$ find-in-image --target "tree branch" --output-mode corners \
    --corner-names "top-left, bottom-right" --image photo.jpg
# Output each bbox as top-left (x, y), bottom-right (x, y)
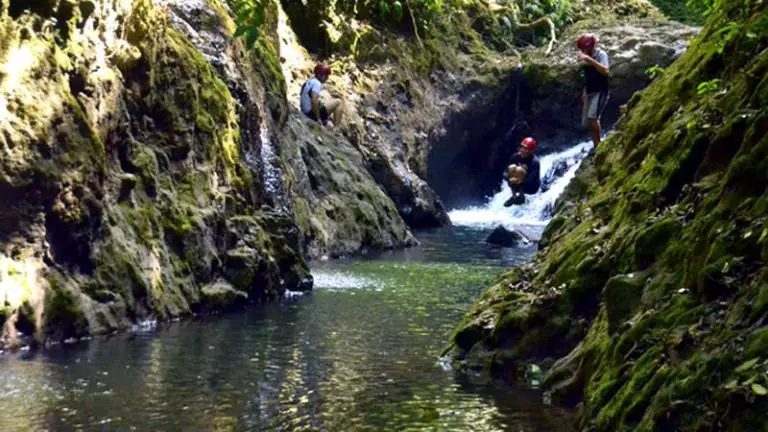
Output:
top-left (404, 0), bottom-right (423, 48)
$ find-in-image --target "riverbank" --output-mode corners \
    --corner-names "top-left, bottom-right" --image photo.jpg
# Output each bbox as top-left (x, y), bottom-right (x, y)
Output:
top-left (0, 224), bottom-right (576, 431)
top-left (446, 1), bottom-right (768, 429)
top-left (0, 0), bottom-right (695, 347)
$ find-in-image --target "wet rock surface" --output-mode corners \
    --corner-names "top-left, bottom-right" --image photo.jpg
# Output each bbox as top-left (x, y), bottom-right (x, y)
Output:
top-left (0, 0), bottom-right (311, 346)
top-left (485, 225), bottom-right (530, 247)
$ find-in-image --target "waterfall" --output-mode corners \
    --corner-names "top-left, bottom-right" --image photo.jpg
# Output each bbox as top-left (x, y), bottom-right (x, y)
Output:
top-left (448, 141), bottom-right (593, 229)
top-left (257, 124), bottom-right (288, 209)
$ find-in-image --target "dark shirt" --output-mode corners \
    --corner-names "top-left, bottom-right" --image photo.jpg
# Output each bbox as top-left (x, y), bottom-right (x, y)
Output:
top-left (584, 48), bottom-right (610, 93)
top-left (507, 154), bottom-right (541, 195)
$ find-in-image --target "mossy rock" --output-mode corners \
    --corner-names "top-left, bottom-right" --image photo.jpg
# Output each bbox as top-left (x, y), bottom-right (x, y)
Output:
top-left (539, 214), bottom-right (567, 250)
top-left (15, 301), bottom-right (37, 337)
top-left (604, 272), bottom-right (648, 333)
top-left (199, 280), bottom-right (249, 312)
top-left (43, 282), bottom-right (88, 342)
top-left (633, 217), bottom-right (681, 269)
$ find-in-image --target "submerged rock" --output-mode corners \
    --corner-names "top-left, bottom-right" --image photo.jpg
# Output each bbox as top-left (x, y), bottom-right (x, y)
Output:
top-left (485, 226), bottom-right (529, 247)
top-left (200, 280), bottom-right (249, 312)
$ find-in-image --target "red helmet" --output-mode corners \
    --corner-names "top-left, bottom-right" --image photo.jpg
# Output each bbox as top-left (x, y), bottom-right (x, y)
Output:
top-left (314, 63), bottom-right (331, 77)
top-left (577, 33), bottom-right (597, 53)
top-left (521, 137), bottom-right (538, 151)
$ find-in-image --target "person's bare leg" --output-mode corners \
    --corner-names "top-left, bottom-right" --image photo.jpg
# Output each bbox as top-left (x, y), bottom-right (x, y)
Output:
top-left (590, 119), bottom-right (601, 147)
top-left (326, 98), bottom-right (343, 126)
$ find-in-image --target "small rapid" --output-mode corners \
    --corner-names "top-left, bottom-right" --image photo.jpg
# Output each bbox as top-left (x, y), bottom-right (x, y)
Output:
top-left (448, 141), bottom-right (593, 229)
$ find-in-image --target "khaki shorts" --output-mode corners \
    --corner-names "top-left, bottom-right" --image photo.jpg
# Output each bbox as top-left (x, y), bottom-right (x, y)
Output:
top-left (582, 91), bottom-right (610, 128)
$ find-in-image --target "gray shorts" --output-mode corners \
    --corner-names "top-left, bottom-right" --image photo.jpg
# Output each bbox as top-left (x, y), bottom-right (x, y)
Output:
top-left (582, 91), bottom-right (609, 128)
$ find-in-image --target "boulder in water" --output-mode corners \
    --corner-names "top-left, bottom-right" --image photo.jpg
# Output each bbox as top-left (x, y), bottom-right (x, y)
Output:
top-left (485, 226), bottom-right (529, 247)
top-left (541, 160), bottom-right (570, 193)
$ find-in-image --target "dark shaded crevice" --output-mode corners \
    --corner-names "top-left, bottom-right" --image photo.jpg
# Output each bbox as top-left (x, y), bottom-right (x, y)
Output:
top-left (8, 0), bottom-right (56, 18)
top-left (662, 134), bottom-right (711, 206)
top-left (695, 116), bottom-right (749, 180)
top-left (427, 69), bottom-right (528, 209)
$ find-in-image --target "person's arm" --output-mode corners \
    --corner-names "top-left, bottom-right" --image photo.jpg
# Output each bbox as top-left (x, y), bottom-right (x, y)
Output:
top-left (310, 91), bottom-right (323, 124)
top-left (504, 155), bottom-right (520, 179)
top-left (579, 51), bottom-right (610, 76)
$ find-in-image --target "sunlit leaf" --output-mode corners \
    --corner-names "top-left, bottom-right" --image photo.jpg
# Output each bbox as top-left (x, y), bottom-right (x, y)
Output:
top-left (751, 383), bottom-right (768, 396)
top-left (735, 358), bottom-right (760, 373)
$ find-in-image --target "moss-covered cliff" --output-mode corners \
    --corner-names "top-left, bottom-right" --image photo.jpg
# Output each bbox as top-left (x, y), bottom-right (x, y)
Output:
top-left (0, 0), bottom-right (698, 352)
top-left (447, 0), bottom-right (768, 430)
top-left (0, 0), bottom-right (311, 346)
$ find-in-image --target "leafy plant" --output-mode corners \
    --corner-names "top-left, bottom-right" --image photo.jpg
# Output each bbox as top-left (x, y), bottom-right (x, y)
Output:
top-left (228, 0), bottom-right (270, 49)
top-left (696, 78), bottom-right (722, 95)
top-left (685, 0), bottom-right (719, 18)
top-left (645, 65), bottom-right (666, 80)
top-left (712, 21), bottom-right (744, 54)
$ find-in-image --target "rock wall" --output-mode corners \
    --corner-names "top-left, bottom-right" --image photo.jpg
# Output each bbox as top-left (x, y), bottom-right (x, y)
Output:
top-left (428, 11), bottom-right (698, 208)
top-left (522, 17), bottom-right (698, 152)
top-left (446, 1), bottom-right (768, 429)
top-left (0, 0), bottom-right (311, 347)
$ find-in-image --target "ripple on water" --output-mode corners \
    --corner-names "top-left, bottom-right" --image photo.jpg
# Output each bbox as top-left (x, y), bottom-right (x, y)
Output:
top-left (311, 270), bottom-right (380, 290)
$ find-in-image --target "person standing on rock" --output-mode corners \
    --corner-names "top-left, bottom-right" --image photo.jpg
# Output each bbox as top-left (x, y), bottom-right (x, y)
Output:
top-left (577, 33), bottom-right (610, 147)
top-left (300, 63), bottom-right (344, 128)
top-left (503, 137), bottom-right (541, 207)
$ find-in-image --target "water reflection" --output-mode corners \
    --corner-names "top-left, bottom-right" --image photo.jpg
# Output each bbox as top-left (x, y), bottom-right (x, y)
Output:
top-left (359, 226), bottom-right (540, 268)
top-left (0, 251), bottom-right (571, 431)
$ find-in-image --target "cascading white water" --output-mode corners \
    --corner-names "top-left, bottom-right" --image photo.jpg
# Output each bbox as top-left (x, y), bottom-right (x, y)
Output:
top-left (448, 141), bottom-right (593, 229)
top-left (258, 124), bottom-right (285, 204)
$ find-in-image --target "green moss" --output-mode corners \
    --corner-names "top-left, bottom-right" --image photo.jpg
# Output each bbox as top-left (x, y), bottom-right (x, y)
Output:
top-left (633, 218), bottom-right (680, 269)
top-left (43, 279), bottom-right (88, 341)
top-left (539, 214), bottom-right (566, 249)
top-left (447, 2), bottom-right (768, 430)
top-left (199, 281), bottom-right (248, 312)
top-left (746, 327), bottom-right (768, 359)
top-left (604, 272), bottom-right (647, 333)
top-left (753, 285), bottom-right (768, 319)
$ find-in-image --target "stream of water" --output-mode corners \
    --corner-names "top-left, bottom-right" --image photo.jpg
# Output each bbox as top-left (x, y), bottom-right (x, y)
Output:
top-left (0, 144), bottom-right (591, 431)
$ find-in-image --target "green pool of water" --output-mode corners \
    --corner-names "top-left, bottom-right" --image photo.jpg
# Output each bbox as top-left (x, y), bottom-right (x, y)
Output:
top-left (0, 228), bottom-right (572, 431)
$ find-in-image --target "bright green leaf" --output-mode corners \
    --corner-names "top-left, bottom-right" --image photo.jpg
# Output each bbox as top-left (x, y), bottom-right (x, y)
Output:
top-left (735, 358), bottom-right (760, 373)
top-left (758, 228), bottom-right (768, 244)
top-left (379, 0), bottom-right (390, 16)
top-left (752, 383), bottom-right (768, 396)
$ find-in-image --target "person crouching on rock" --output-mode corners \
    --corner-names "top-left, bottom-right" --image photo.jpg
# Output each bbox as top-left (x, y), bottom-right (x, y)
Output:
top-left (577, 33), bottom-right (610, 147)
top-left (300, 63), bottom-right (344, 128)
top-left (503, 137), bottom-right (541, 207)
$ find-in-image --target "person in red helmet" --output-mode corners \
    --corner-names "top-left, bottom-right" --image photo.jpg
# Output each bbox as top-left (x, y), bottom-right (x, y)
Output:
top-left (300, 63), bottom-right (344, 127)
top-left (503, 137), bottom-right (541, 207)
top-left (576, 33), bottom-right (610, 147)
